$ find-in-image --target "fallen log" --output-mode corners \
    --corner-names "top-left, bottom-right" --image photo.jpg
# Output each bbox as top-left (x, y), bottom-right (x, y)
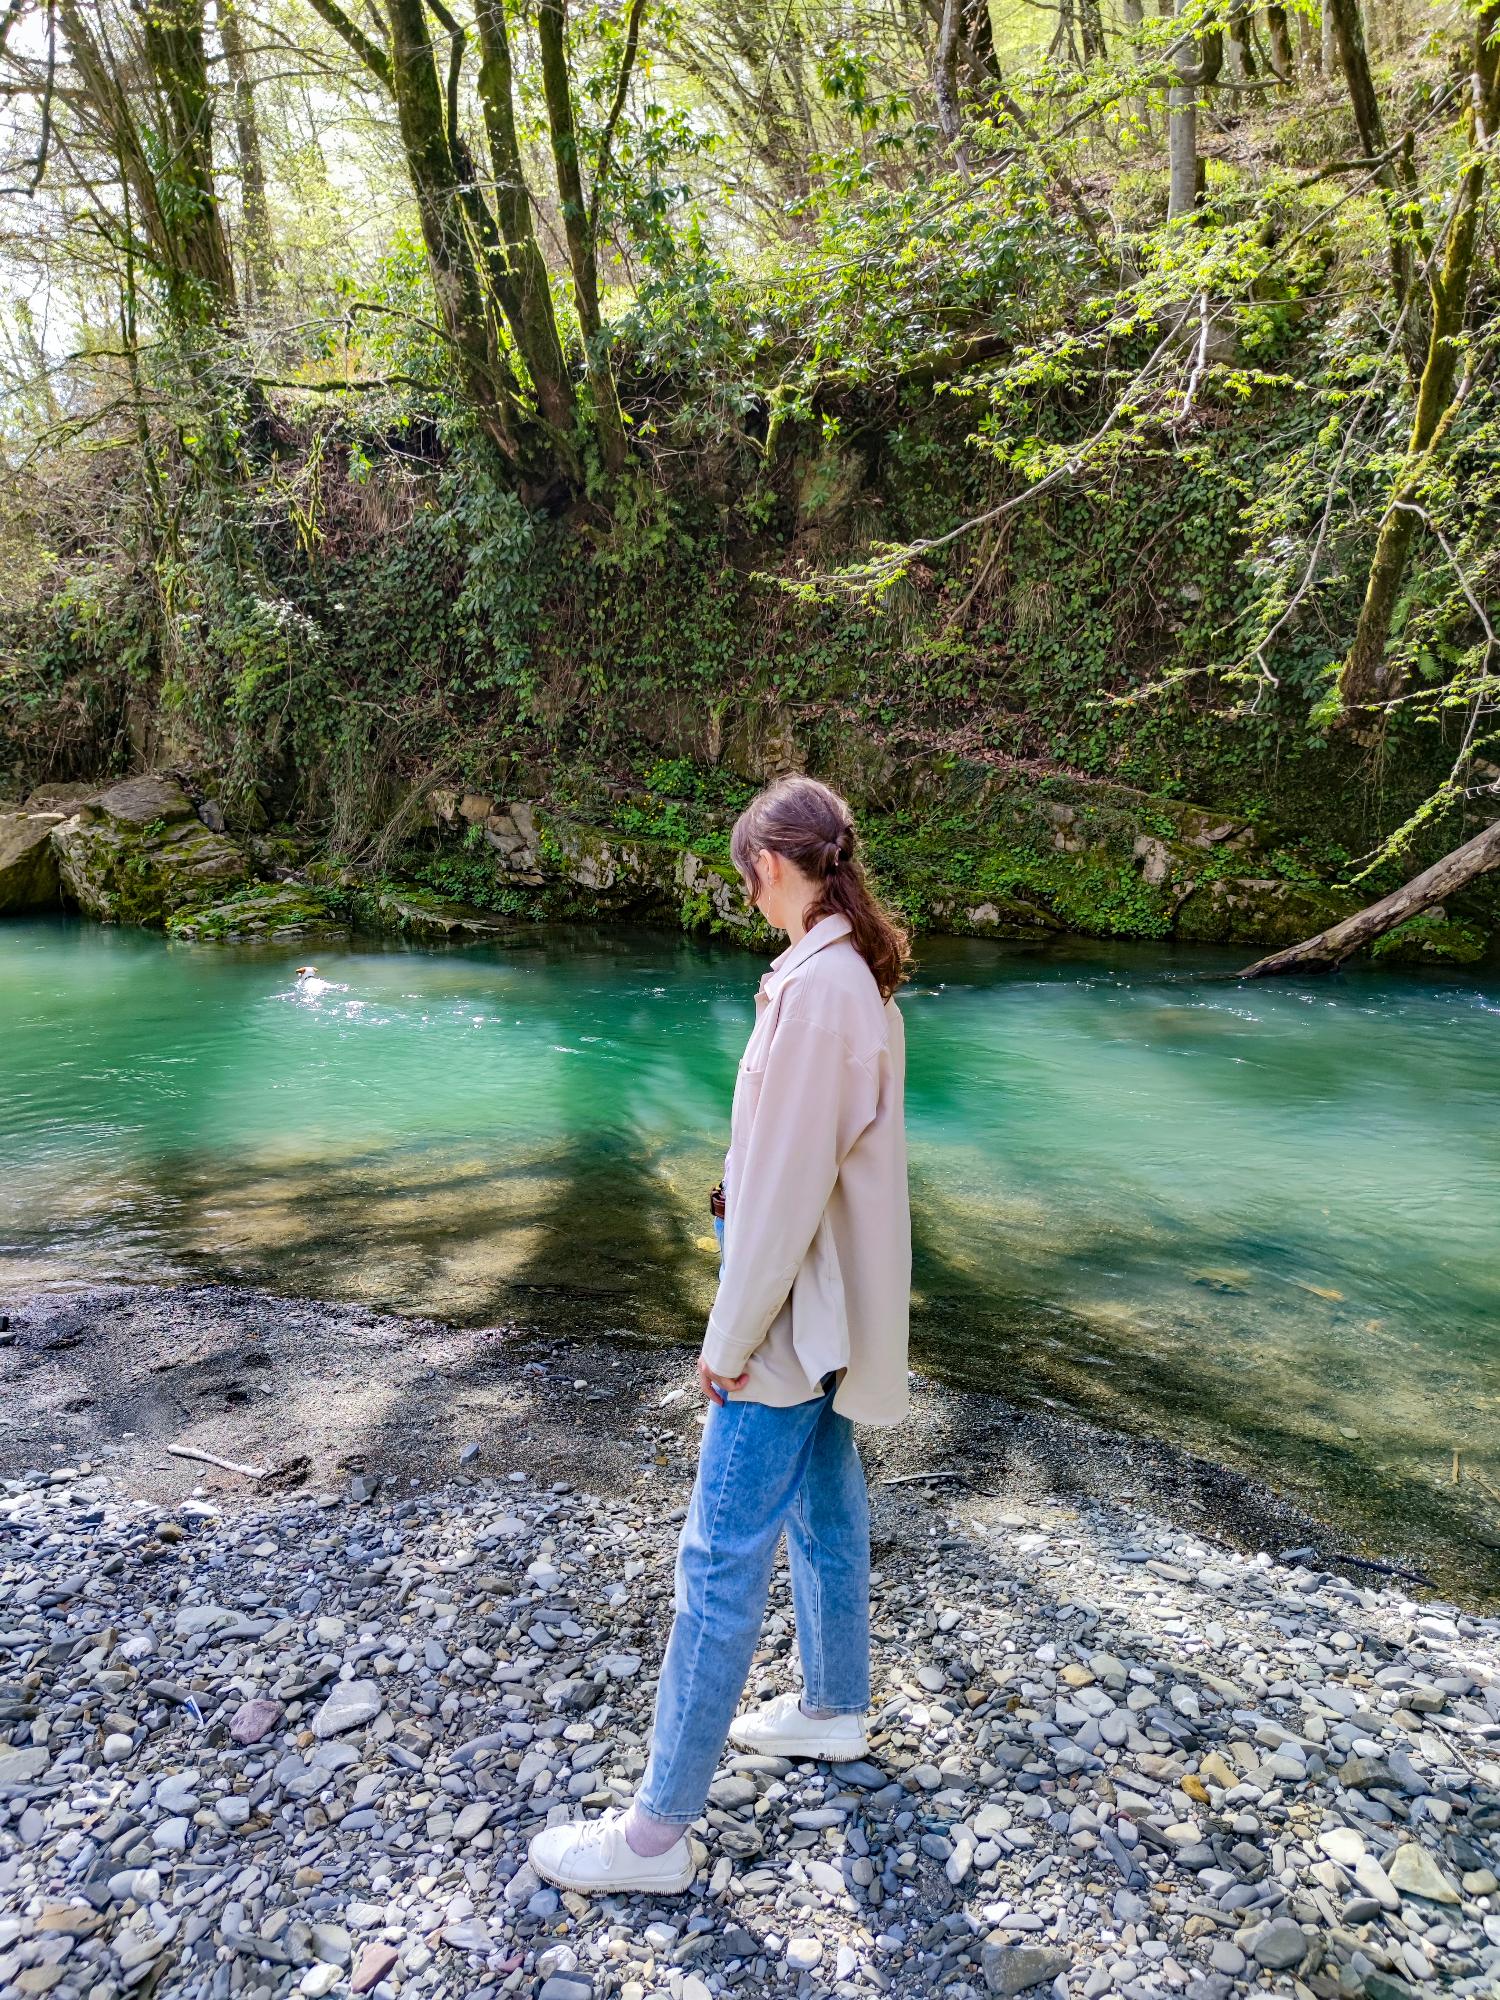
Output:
top-left (1240, 815), bottom-right (1500, 978)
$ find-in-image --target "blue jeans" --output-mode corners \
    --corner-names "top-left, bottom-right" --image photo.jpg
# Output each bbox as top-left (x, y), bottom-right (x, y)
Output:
top-left (636, 1376), bottom-right (872, 1825)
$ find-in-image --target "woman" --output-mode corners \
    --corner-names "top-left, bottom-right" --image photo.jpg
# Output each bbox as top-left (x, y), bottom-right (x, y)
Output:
top-left (529, 773), bottom-right (912, 1894)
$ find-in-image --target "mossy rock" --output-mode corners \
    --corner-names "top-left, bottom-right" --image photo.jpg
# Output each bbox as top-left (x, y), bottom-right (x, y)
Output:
top-left (1173, 875), bottom-right (1360, 948)
top-left (165, 882), bottom-right (347, 943)
top-left (0, 811), bottom-right (64, 913)
top-left (51, 775), bottom-right (250, 927)
top-left (352, 884), bottom-right (523, 941)
top-left (1369, 913), bottom-right (1489, 967)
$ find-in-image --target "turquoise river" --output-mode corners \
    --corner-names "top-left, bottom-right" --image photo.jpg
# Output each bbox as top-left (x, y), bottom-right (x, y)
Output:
top-left (3, 916), bottom-right (1497, 1585)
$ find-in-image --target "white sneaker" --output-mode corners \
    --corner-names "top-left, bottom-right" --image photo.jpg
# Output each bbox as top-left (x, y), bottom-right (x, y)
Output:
top-left (727, 1691), bottom-right (869, 1761)
top-left (528, 1808), bottom-right (696, 1895)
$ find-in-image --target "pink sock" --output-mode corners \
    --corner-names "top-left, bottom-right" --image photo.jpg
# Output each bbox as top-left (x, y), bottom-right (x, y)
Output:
top-left (622, 1802), bottom-right (687, 1857)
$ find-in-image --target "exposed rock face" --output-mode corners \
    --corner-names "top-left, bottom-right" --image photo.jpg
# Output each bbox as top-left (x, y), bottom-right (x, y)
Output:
top-left (51, 775), bottom-right (249, 926)
top-left (0, 812), bottom-right (64, 912)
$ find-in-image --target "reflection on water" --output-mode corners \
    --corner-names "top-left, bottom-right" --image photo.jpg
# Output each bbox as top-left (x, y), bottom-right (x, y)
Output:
top-left (3, 917), bottom-right (1499, 1584)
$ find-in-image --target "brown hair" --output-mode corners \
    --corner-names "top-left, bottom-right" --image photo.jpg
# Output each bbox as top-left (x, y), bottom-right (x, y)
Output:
top-left (730, 773), bottom-right (912, 1001)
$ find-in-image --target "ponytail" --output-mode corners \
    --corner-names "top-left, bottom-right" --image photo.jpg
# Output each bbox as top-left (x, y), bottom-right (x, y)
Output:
top-left (729, 774), bottom-right (912, 1001)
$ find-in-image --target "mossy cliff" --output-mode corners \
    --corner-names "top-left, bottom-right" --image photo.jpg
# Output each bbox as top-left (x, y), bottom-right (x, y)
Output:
top-left (2, 733), bottom-right (1491, 968)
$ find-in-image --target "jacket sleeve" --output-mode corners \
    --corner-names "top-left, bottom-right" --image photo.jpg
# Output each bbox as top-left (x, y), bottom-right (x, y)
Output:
top-left (700, 1004), bottom-right (879, 1380)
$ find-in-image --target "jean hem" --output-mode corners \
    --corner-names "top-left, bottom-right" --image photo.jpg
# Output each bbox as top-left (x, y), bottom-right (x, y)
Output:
top-left (800, 1701), bottom-right (869, 1718)
top-left (630, 1800), bottom-right (702, 1829)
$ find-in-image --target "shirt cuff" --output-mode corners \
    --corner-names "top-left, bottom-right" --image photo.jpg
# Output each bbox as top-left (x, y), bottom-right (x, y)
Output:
top-left (701, 1315), bottom-right (757, 1380)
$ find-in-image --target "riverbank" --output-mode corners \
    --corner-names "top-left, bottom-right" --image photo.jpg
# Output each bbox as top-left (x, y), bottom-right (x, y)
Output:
top-left (0, 1282), bottom-right (1452, 1593)
top-left (1, 1287), bottom-right (1498, 2000)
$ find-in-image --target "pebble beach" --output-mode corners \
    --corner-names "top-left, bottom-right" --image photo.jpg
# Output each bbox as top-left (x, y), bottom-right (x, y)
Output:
top-left (1, 1286), bottom-right (1498, 2000)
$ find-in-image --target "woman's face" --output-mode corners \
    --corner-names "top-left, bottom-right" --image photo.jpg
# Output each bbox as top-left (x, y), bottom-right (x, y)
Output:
top-left (744, 847), bottom-right (818, 936)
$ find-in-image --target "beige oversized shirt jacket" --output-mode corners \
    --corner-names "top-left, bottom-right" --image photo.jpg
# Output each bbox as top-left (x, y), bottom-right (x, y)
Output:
top-left (700, 911), bottom-right (911, 1426)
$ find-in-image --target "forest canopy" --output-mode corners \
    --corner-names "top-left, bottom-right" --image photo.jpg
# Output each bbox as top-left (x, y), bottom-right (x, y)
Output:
top-left (1, 0), bottom-right (1497, 923)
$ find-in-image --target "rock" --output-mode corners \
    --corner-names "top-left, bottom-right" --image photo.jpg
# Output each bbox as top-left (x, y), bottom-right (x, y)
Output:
top-left (166, 882), bottom-right (344, 943)
top-left (538, 1978), bottom-right (594, 2000)
top-left (230, 1698), bottom-right (283, 1745)
top-left (453, 1800), bottom-right (492, 1841)
top-left (1250, 1919), bottom-right (1309, 1970)
top-left (786, 1938), bottom-right (823, 1972)
top-left (52, 776), bottom-right (249, 927)
top-left (1317, 1826), bottom-right (1366, 1867)
top-left (312, 1679), bottom-right (383, 1738)
top-left (301, 1968), bottom-right (340, 1997)
top-left (101, 1732), bottom-right (134, 1764)
top-left (1386, 1842), bottom-right (1460, 1904)
top-left (1351, 1854), bottom-right (1402, 1911)
top-left (0, 1746), bottom-right (50, 1784)
top-left (0, 812), bottom-right (63, 912)
top-left (351, 1941), bottom-right (399, 1992)
top-left (152, 1815), bottom-right (191, 1853)
top-left (981, 1943), bottom-right (1072, 1995)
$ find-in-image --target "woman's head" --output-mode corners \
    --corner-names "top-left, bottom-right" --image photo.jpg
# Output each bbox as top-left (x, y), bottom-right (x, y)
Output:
top-left (730, 773), bottom-right (912, 1000)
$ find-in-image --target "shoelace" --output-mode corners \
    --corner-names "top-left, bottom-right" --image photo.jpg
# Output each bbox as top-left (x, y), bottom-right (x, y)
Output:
top-left (568, 1812), bottom-right (623, 1862)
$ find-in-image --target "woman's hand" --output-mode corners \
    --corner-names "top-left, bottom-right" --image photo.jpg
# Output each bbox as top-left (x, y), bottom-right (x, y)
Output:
top-left (697, 1358), bottom-right (749, 1406)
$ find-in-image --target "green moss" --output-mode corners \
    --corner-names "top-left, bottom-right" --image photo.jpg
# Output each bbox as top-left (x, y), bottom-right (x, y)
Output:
top-left (1370, 913), bottom-right (1489, 967)
top-left (165, 881), bottom-right (344, 941)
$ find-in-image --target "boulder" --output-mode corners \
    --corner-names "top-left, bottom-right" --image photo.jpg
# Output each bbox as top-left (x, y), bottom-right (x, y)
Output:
top-left (356, 885), bottom-right (518, 941)
top-left (51, 774), bottom-right (250, 926)
top-left (0, 812), bottom-right (64, 912)
top-left (165, 882), bottom-right (345, 942)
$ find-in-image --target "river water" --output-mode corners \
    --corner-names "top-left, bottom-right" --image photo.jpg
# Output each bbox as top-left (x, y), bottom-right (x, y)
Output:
top-left (3, 916), bottom-right (1497, 1581)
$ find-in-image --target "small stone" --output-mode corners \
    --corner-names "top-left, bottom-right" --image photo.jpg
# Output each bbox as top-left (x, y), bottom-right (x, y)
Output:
top-left (453, 1801), bottom-right (493, 1841)
top-left (1250, 1918), bottom-right (1309, 1970)
top-left (102, 1732), bottom-right (134, 1764)
top-left (982, 1943), bottom-right (1072, 1995)
top-left (1385, 1842), bottom-right (1459, 1904)
top-left (1318, 1826), bottom-right (1366, 1867)
top-left (230, 1699), bottom-right (284, 1745)
top-left (152, 1815), bottom-right (191, 1853)
top-left (1351, 1854), bottom-right (1401, 1911)
top-left (351, 1942), bottom-right (399, 1993)
top-left (301, 1968), bottom-right (340, 1997)
top-left (785, 1938), bottom-right (823, 1972)
top-left (312, 1680), bottom-right (383, 1738)
top-left (538, 1978), bottom-right (593, 2000)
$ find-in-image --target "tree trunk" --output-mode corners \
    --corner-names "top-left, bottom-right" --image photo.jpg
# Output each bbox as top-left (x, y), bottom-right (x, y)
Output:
top-left (1240, 817), bottom-right (1500, 976)
top-left (218, 0), bottom-right (277, 307)
top-left (1337, 0), bottom-right (1499, 715)
top-left (383, 0), bottom-right (523, 463)
top-left (1265, 3), bottom-right (1295, 77)
top-left (536, 0), bottom-right (628, 478)
top-left (1325, 0), bottom-right (1421, 337)
top-left (1079, 0), bottom-right (1107, 61)
top-left (1320, 0), bottom-right (1334, 72)
top-left (1122, 0), bottom-right (1153, 132)
top-left (1167, 15), bottom-right (1220, 219)
top-left (471, 0), bottom-right (578, 449)
top-left (57, 0), bottom-right (238, 331)
top-left (934, 0), bottom-right (968, 156)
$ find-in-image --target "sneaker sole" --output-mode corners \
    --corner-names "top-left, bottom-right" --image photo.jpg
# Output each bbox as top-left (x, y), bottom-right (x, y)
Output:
top-left (527, 1837), bottom-right (696, 1896)
top-left (726, 1727), bottom-right (869, 1761)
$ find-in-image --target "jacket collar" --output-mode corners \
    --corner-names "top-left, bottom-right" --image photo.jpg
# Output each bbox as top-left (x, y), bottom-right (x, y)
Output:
top-left (759, 911), bottom-right (852, 1002)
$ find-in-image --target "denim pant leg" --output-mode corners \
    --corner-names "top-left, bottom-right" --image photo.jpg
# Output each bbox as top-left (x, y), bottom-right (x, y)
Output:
top-left (636, 1390), bottom-right (831, 1825)
top-left (786, 1394), bottom-right (872, 1715)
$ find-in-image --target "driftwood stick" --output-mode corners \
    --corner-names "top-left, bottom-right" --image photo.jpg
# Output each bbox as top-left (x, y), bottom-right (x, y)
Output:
top-left (167, 1445), bottom-right (269, 1479)
top-left (879, 1469), bottom-right (967, 1486)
